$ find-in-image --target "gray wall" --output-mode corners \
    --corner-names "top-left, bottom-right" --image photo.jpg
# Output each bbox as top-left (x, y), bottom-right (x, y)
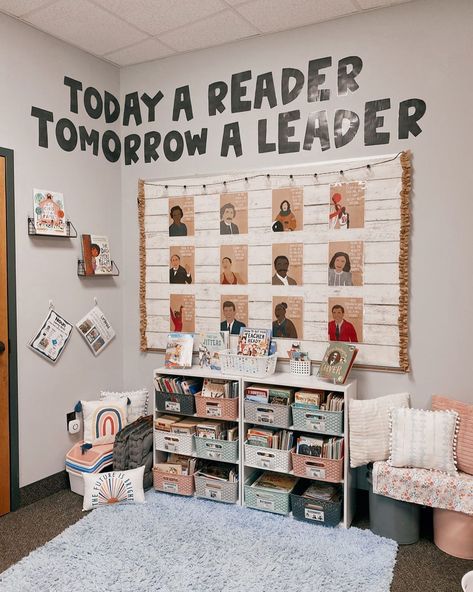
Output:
top-left (120, 0), bottom-right (473, 406)
top-left (0, 14), bottom-right (122, 486)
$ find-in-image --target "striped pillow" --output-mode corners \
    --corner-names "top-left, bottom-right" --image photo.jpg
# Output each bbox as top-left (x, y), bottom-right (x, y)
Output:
top-left (432, 395), bottom-right (473, 475)
top-left (349, 392), bottom-right (410, 468)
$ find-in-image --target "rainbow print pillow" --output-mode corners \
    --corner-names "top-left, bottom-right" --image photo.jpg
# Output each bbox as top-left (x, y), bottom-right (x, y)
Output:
top-left (82, 399), bottom-right (128, 445)
top-left (82, 466), bottom-right (145, 511)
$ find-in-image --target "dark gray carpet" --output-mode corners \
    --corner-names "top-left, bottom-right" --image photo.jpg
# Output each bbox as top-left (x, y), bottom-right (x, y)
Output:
top-left (0, 489), bottom-right (471, 591)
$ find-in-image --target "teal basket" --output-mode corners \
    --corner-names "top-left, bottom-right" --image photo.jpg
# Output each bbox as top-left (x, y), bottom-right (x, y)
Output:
top-left (244, 472), bottom-right (296, 516)
top-left (194, 437), bottom-right (239, 463)
top-left (292, 406), bottom-right (343, 436)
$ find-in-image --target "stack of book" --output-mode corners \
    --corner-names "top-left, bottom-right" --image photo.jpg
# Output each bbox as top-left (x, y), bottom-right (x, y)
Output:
top-left (155, 454), bottom-right (197, 475)
top-left (245, 384), bottom-right (294, 406)
top-left (195, 461), bottom-right (238, 483)
top-left (247, 427), bottom-right (294, 450)
top-left (202, 378), bottom-right (238, 399)
top-left (195, 420), bottom-right (238, 441)
top-left (293, 389), bottom-right (325, 410)
top-left (251, 472), bottom-right (298, 492)
top-left (296, 435), bottom-right (344, 459)
top-left (321, 392), bottom-right (344, 412)
top-left (155, 376), bottom-right (203, 395)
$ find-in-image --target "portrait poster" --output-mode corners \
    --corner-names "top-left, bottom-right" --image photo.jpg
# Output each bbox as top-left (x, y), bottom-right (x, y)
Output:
top-left (169, 246), bottom-right (195, 284)
top-left (220, 192), bottom-right (248, 235)
top-left (272, 187), bottom-right (303, 232)
top-left (170, 294), bottom-right (195, 333)
top-left (328, 241), bottom-right (364, 286)
top-left (272, 243), bottom-right (303, 286)
top-left (328, 297), bottom-right (363, 344)
top-left (168, 196), bottom-right (194, 237)
top-left (329, 181), bottom-right (365, 229)
top-left (272, 296), bottom-right (303, 340)
top-left (220, 295), bottom-right (248, 334)
top-left (220, 245), bottom-right (248, 285)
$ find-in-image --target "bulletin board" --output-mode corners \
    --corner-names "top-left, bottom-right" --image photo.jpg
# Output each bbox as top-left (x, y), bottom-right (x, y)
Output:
top-left (138, 151), bottom-right (411, 371)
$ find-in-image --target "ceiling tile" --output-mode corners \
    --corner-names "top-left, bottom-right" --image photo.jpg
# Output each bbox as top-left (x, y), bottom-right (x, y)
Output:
top-left (24, 0), bottom-right (147, 55)
top-left (104, 38), bottom-right (175, 67)
top-left (356, 0), bottom-right (411, 8)
top-left (92, 0), bottom-right (226, 36)
top-left (0, 0), bottom-right (55, 17)
top-left (158, 9), bottom-right (259, 52)
top-left (234, 0), bottom-right (358, 33)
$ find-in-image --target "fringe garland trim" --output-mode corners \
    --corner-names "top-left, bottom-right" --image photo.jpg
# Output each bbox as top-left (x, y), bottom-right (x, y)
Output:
top-left (399, 151), bottom-right (411, 372)
top-left (138, 179), bottom-right (148, 352)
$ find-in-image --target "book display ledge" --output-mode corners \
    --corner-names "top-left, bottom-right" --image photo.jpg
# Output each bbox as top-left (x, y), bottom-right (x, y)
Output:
top-left (153, 366), bottom-right (357, 528)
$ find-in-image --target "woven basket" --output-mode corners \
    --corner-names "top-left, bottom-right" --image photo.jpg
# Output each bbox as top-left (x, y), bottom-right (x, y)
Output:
top-left (195, 395), bottom-right (239, 421)
top-left (291, 452), bottom-right (344, 483)
top-left (155, 390), bottom-right (196, 415)
top-left (245, 442), bottom-right (294, 473)
top-left (291, 491), bottom-right (342, 527)
top-left (244, 473), bottom-right (296, 515)
top-left (154, 431), bottom-right (195, 456)
top-left (194, 437), bottom-right (239, 463)
top-left (289, 359), bottom-right (311, 376)
top-left (153, 468), bottom-right (195, 496)
top-left (195, 476), bottom-right (239, 504)
top-left (292, 407), bottom-right (344, 436)
top-left (244, 401), bottom-right (292, 428)
top-left (220, 350), bottom-right (277, 378)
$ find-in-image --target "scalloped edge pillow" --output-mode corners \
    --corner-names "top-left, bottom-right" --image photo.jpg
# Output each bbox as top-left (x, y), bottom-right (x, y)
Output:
top-left (82, 465), bottom-right (145, 511)
top-left (388, 407), bottom-right (459, 475)
top-left (100, 389), bottom-right (149, 424)
top-left (432, 395), bottom-right (473, 475)
top-left (82, 399), bottom-right (128, 445)
top-left (349, 392), bottom-right (410, 468)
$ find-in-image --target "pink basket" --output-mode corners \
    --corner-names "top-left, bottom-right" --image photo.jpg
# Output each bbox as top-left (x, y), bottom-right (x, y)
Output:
top-left (291, 452), bottom-right (344, 483)
top-left (153, 468), bottom-right (195, 496)
top-left (195, 395), bottom-right (239, 421)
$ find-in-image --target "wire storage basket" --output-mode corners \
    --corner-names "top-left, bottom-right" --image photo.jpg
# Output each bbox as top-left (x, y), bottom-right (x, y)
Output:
top-left (220, 350), bottom-right (277, 378)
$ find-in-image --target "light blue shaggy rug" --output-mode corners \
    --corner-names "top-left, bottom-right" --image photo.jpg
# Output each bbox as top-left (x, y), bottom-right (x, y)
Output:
top-left (0, 491), bottom-right (397, 592)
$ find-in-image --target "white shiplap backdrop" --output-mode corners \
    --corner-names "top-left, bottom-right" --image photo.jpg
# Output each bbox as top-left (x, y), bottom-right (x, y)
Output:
top-left (141, 153), bottom-right (407, 369)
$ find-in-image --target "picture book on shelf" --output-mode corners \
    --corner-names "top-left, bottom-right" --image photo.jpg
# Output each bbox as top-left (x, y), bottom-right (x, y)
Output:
top-left (33, 189), bottom-right (67, 236)
top-left (317, 342), bottom-right (358, 384)
top-left (252, 472), bottom-right (298, 492)
top-left (237, 327), bottom-right (271, 356)
top-left (198, 332), bottom-right (228, 371)
top-left (81, 234), bottom-right (113, 275)
top-left (164, 333), bottom-right (194, 368)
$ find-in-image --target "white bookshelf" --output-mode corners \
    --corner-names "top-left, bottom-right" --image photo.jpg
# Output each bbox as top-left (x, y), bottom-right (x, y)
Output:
top-left (153, 366), bottom-right (357, 527)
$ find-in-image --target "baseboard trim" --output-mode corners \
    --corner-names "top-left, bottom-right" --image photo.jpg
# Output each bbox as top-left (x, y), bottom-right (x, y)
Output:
top-left (20, 470), bottom-right (69, 507)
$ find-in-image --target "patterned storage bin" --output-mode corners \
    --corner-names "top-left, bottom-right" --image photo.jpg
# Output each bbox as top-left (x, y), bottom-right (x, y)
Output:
top-left (155, 431), bottom-right (195, 455)
top-left (244, 401), bottom-right (292, 428)
top-left (195, 395), bottom-right (239, 421)
top-left (291, 452), bottom-right (344, 483)
top-left (245, 473), bottom-right (295, 515)
top-left (289, 359), bottom-right (311, 376)
top-left (245, 442), bottom-right (294, 473)
top-left (292, 406), bottom-right (344, 436)
top-left (195, 475), bottom-right (239, 504)
top-left (290, 487), bottom-right (343, 527)
top-left (153, 468), bottom-right (195, 496)
top-left (155, 390), bottom-right (196, 415)
top-left (220, 351), bottom-right (277, 378)
top-left (194, 436), bottom-right (239, 463)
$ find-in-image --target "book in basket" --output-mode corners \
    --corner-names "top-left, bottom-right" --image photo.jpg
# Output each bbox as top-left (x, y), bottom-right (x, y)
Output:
top-left (317, 342), bottom-right (358, 384)
top-left (164, 333), bottom-right (194, 368)
top-left (237, 328), bottom-right (271, 357)
top-left (198, 332), bottom-right (229, 371)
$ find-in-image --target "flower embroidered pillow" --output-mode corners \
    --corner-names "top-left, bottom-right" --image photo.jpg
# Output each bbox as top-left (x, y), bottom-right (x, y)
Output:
top-left (388, 407), bottom-right (459, 475)
top-left (82, 465), bottom-right (145, 511)
top-left (82, 399), bottom-right (128, 445)
top-left (99, 389), bottom-right (148, 424)
top-left (431, 395), bottom-right (473, 475)
top-left (349, 392), bottom-right (410, 468)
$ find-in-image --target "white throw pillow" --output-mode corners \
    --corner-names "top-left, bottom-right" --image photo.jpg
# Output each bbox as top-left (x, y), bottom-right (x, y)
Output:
top-left (349, 392), bottom-right (410, 468)
top-left (82, 399), bottom-right (128, 445)
top-left (82, 466), bottom-right (145, 511)
top-left (100, 389), bottom-right (149, 423)
top-left (388, 407), bottom-right (459, 475)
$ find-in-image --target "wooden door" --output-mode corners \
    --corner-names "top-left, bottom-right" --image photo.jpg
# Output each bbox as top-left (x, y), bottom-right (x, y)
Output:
top-left (0, 155), bottom-right (10, 516)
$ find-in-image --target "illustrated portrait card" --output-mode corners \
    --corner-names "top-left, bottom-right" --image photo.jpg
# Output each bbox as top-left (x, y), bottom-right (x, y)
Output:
top-left (272, 243), bottom-right (303, 286)
top-left (328, 241), bottom-right (364, 286)
top-left (170, 294), bottom-right (195, 333)
top-left (220, 295), bottom-right (248, 333)
top-left (272, 296), bottom-right (303, 340)
top-left (220, 244), bottom-right (248, 285)
top-left (328, 296), bottom-right (363, 344)
top-left (168, 196), bottom-right (195, 237)
top-left (329, 182), bottom-right (365, 229)
top-left (219, 192), bottom-right (248, 235)
top-left (169, 246), bottom-right (195, 284)
top-left (272, 187), bottom-right (303, 232)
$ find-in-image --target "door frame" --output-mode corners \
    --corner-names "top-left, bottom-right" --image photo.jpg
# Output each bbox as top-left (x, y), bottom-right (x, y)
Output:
top-left (0, 147), bottom-right (19, 512)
